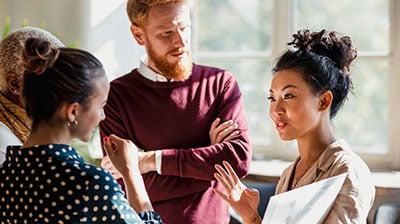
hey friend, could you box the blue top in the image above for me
[0,144,162,223]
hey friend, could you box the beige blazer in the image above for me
[276,139,375,224]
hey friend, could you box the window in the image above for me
[192,0,400,170]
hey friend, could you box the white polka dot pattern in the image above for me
[0,144,157,223]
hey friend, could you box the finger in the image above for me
[213,120,234,135]
[216,120,234,133]
[101,155,110,165]
[216,122,238,141]
[214,172,233,195]
[221,130,240,142]
[100,156,112,168]
[103,136,113,156]
[209,118,221,144]
[222,161,241,184]
[215,164,235,188]
[108,134,123,148]
[210,117,221,131]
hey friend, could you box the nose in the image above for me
[173,28,187,48]
[269,100,284,118]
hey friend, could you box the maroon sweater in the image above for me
[100,64,252,224]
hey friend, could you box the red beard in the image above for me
[146,42,193,81]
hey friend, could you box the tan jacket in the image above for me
[276,139,375,224]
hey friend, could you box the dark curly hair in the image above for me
[272,29,357,119]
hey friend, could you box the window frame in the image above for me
[192,0,400,170]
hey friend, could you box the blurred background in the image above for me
[1,0,400,171]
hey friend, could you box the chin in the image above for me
[279,134,295,141]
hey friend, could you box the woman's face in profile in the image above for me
[74,72,109,142]
[268,69,321,141]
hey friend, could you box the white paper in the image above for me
[262,173,347,224]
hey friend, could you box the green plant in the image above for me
[2,16,78,47]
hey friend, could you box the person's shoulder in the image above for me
[194,63,230,74]
[327,139,371,173]
[110,69,140,85]
[192,63,235,82]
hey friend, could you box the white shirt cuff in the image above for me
[155,150,162,174]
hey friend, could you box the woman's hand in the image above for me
[100,155,123,179]
[103,134,139,176]
[103,134,153,212]
[214,161,262,224]
[209,118,240,144]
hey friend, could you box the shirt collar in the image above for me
[293,139,348,180]
[316,139,349,173]
[137,55,171,82]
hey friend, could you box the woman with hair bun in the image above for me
[213,29,375,223]
[0,38,162,223]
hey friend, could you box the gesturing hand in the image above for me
[103,134,140,176]
[101,155,123,179]
[214,161,261,224]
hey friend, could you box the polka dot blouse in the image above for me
[0,144,162,223]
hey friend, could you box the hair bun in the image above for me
[289,29,357,75]
[23,38,60,75]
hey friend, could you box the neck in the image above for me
[296,122,336,164]
[23,122,72,148]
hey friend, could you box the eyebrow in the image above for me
[270,84,299,93]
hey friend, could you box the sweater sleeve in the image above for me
[100,68,252,202]
[159,72,252,180]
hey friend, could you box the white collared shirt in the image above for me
[138,55,174,82]
[137,55,166,174]
[0,121,22,164]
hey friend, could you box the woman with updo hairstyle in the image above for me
[0,38,162,223]
[213,29,375,223]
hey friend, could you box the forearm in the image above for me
[160,138,251,180]
[139,151,157,174]
[122,168,153,213]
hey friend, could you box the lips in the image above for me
[169,48,186,57]
[171,52,185,57]
[275,120,287,130]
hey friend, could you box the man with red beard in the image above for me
[100,0,252,223]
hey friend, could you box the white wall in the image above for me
[0,0,144,80]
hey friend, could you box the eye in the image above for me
[267,96,276,102]
[284,93,295,99]
[161,31,173,37]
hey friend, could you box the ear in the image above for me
[5,73,22,95]
[318,90,333,112]
[64,102,80,122]
[130,24,146,46]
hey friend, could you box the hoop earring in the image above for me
[68,120,78,128]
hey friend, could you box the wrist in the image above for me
[139,151,156,173]
[242,211,262,224]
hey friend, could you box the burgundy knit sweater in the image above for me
[100,64,252,224]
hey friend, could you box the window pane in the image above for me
[295,0,390,52]
[197,58,273,145]
[335,59,389,154]
[197,0,273,52]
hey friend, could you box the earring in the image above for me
[68,120,78,128]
